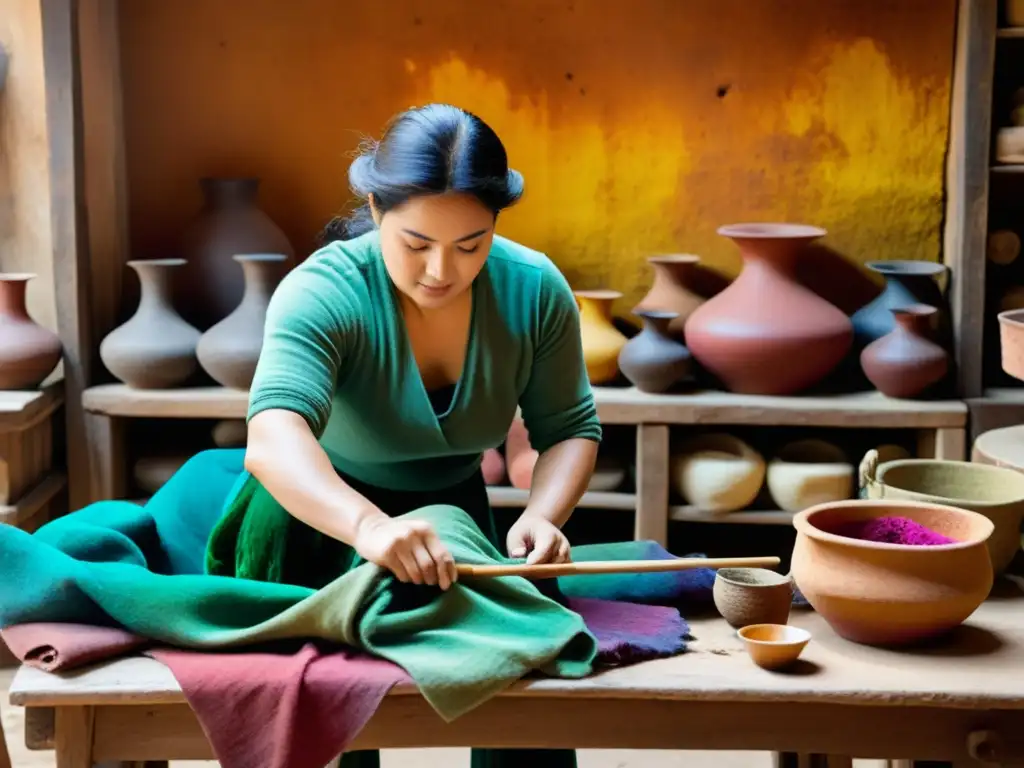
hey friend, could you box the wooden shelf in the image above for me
[997,26,1024,37]
[0,471,67,528]
[991,164,1024,174]
[82,383,967,428]
[669,506,794,526]
[0,382,63,431]
[487,486,635,510]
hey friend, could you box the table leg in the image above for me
[55,706,94,768]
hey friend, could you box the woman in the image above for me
[235,104,601,767]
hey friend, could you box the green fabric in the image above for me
[247,230,601,492]
[0,450,597,723]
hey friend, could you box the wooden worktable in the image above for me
[11,583,1024,765]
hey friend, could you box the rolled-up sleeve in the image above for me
[518,265,602,453]
[247,263,347,438]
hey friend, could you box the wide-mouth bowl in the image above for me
[998,308,1024,329]
[648,253,700,265]
[716,568,791,588]
[717,223,826,240]
[793,499,994,551]
[866,260,947,277]
[738,624,811,646]
[875,458,1024,509]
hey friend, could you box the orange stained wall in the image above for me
[118,0,956,315]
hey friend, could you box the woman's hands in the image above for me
[506,515,571,565]
[353,513,458,590]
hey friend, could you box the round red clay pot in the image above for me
[0,274,62,389]
[684,223,853,395]
[860,304,948,398]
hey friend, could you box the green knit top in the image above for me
[247,230,601,491]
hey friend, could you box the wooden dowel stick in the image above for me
[456,555,781,579]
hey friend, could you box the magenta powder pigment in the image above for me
[825,515,956,546]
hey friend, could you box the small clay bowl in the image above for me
[738,624,811,670]
[713,568,793,629]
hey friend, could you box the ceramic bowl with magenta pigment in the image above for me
[791,499,993,647]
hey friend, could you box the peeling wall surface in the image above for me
[119,0,955,314]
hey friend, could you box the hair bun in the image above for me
[348,152,376,197]
[506,169,525,203]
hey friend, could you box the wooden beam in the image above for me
[943,0,997,398]
[41,0,93,508]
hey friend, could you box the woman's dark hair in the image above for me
[320,103,524,243]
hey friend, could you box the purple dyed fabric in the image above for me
[571,597,691,664]
[829,516,955,546]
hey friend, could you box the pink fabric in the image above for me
[1,622,148,671]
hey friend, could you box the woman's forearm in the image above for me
[244,409,387,545]
[521,437,599,527]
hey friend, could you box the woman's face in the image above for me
[373,192,495,310]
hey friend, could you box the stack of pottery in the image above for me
[617,310,692,393]
[850,260,948,351]
[860,305,949,398]
[632,254,708,336]
[197,253,287,389]
[575,290,627,384]
[0,274,62,390]
[684,223,852,395]
[180,177,294,329]
[100,259,201,389]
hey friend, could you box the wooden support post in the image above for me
[54,706,94,768]
[634,424,669,544]
[84,412,125,501]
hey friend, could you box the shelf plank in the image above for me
[592,387,966,428]
[82,383,967,428]
[997,26,1024,37]
[0,471,67,527]
[669,506,794,526]
[991,164,1024,173]
[0,381,64,431]
[487,487,635,510]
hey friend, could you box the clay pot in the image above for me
[617,310,692,393]
[481,448,506,485]
[860,305,949,398]
[684,223,852,395]
[766,439,853,513]
[133,456,189,495]
[850,261,947,350]
[575,290,627,385]
[860,449,1024,575]
[670,433,765,513]
[197,254,287,389]
[633,254,706,335]
[180,178,294,329]
[0,274,62,390]
[212,420,247,448]
[99,259,201,389]
[996,127,1024,164]
[588,454,627,491]
[998,309,1024,381]
[713,568,793,629]
[973,425,1024,474]
[988,230,1021,266]
[791,499,993,646]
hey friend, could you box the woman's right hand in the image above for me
[353,513,458,590]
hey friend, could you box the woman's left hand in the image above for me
[506,515,571,565]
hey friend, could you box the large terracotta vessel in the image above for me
[575,290,627,384]
[99,259,201,389]
[180,177,294,329]
[684,223,852,395]
[860,305,948,398]
[633,254,706,336]
[197,253,287,389]
[0,274,62,389]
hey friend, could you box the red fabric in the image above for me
[2,623,408,768]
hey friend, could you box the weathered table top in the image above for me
[11,579,1024,711]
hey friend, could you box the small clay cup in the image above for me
[713,568,793,629]
[738,624,811,670]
